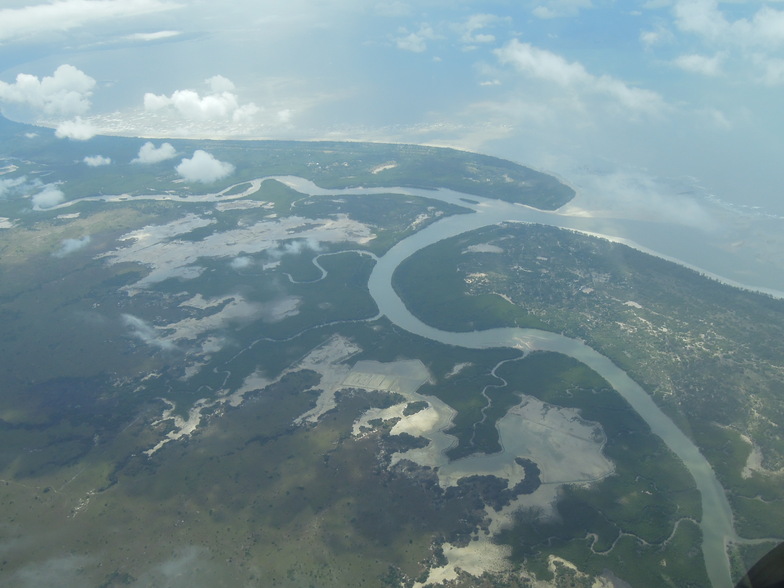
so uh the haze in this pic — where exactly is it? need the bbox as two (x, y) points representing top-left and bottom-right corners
(3, 0), (782, 291)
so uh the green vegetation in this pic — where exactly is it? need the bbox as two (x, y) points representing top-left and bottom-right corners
(395, 222), (784, 569)
(403, 401), (429, 416)
(393, 235), (548, 332)
(0, 115), (575, 209)
(294, 191), (470, 254)
(1, 115), (773, 586)
(690, 421), (784, 539)
(500, 516), (707, 588)
(249, 178), (306, 212)
(288, 142), (576, 209)
(200, 140), (574, 209)
(0, 372), (487, 587)
(729, 541), (782, 584)
(492, 352), (705, 587)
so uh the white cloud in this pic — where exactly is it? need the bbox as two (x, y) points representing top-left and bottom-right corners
(0, 176), (27, 198)
(456, 14), (501, 45)
(230, 256), (253, 270)
(532, 0), (593, 19)
(495, 40), (666, 116)
(0, 0), (182, 43)
(54, 235), (91, 257)
(674, 0), (784, 48)
(563, 169), (718, 230)
(260, 296), (301, 323)
(640, 24), (675, 49)
(376, 2), (411, 17)
(752, 6), (784, 48)
(83, 155), (111, 166)
(176, 150), (234, 183)
(55, 117), (98, 140)
(268, 238), (322, 260)
(0, 64), (95, 116)
(145, 89), (235, 118)
(670, 1), (784, 86)
(497, 40), (591, 86)
(673, 53), (724, 76)
(32, 185), (65, 209)
(11, 554), (94, 588)
(132, 141), (177, 163)
(395, 24), (437, 53)
(206, 74), (234, 93)
(143, 92), (170, 110)
(122, 314), (175, 350)
(144, 76), (259, 122)
(640, 30), (660, 47)
(130, 546), (222, 586)
(125, 30), (181, 42)
(753, 54), (784, 85)
(699, 107), (732, 129)
(673, 0), (727, 39)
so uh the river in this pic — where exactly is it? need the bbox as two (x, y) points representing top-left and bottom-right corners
(359, 192), (737, 588)
(64, 174), (740, 585)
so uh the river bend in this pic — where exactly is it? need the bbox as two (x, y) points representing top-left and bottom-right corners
(365, 200), (736, 588)
(85, 174), (738, 586)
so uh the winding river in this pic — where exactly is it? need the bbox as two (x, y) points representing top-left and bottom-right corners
(358, 192), (737, 588)
(64, 175), (738, 585)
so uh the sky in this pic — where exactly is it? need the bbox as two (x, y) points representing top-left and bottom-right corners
(1, 0), (783, 288)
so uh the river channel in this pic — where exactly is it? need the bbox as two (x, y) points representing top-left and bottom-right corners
(275, 176), (738, 586)
(67, 175), (739, 585)
(363, 206), (736, 588)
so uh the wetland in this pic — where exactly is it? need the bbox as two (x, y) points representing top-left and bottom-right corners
(1, 116), (782, 587)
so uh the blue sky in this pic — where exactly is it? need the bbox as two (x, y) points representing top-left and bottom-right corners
(1, 0), (784, 288)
